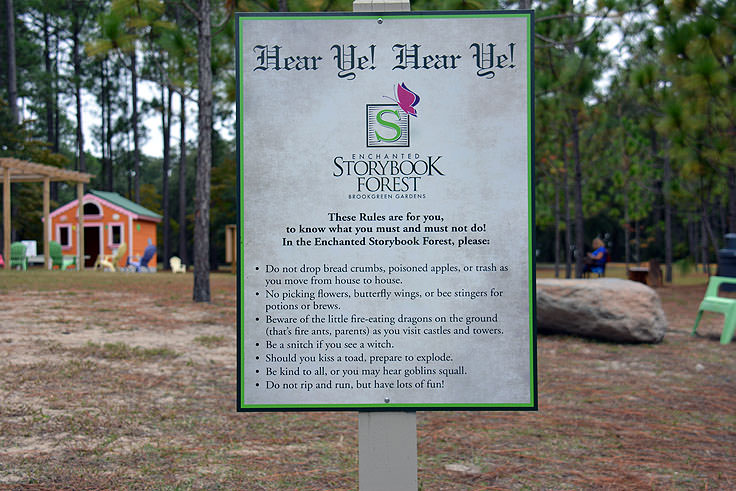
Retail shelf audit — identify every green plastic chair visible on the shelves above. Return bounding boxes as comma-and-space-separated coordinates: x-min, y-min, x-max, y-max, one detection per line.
49, 240, 76, 270
692, 276, 736, 344
9, 242, 28, 271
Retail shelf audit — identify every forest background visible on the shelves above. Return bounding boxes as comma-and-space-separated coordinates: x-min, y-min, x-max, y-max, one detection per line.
1, 0, 734, 300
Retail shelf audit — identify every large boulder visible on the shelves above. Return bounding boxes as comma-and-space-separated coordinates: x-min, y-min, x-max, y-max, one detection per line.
536, 278, 668, 343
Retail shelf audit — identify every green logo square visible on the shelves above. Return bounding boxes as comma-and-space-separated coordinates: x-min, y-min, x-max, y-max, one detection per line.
366, 104, 410, 147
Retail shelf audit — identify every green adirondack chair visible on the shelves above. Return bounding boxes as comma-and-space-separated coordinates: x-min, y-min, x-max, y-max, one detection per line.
10, 242, 28, 271
49, 240, 76, 270
692, 276, 736, 345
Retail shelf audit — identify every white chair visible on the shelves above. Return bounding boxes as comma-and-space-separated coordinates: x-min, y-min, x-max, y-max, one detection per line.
170, 256, 186, 273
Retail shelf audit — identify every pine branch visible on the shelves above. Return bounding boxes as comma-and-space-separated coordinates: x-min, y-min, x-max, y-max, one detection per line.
535, 7, 613, 50
179, 0, 200, 22
213, 11, 233, 37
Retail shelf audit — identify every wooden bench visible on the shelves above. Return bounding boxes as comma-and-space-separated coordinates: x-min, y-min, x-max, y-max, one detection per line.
627, 260, 663, 287
692, 276, 736, 344
627, 267, 649, 284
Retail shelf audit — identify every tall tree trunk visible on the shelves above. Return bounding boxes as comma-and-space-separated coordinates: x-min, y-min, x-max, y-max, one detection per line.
728, 167, 736, 233
193, 0, 213, 302
650, 129, 664, 259
661, 138, 673, 281
179, 92, 188, 264
43, 8, 59, 200
162, 84, 172, 269
132, 50, 140, 203
51, 19, 60, 202
635, 219, 641, 263
563, 136, 572, 278
43, 11, 54, 146
53, 25, 60, 155
0, 0, 16, 251
571, 109, 585, 277
701, 208, 709, 274
554, 173, 560, 278
621, 110, 630, 268
105, 58, 113, 191
72, 9, 86, 173
101, 59, 110, 190
175, 5, 188, 265
688, 219, 698, 267
703, 200, 720, 274
5, 0, 18, 124
125, 73, 132, 199
624, 186, 630, 267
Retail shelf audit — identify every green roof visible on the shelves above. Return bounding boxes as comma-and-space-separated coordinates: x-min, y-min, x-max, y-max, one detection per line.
90, 190, 162, 220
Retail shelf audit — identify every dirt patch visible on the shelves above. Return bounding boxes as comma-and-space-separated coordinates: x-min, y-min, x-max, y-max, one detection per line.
0, 272, 734, 489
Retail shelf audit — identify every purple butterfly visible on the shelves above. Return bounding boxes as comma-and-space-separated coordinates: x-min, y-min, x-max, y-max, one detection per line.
385, 83, 420, 117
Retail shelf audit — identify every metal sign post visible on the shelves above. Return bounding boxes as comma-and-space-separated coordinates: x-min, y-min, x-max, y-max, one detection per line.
359, 410, 417, 489
350, 2, 417, 489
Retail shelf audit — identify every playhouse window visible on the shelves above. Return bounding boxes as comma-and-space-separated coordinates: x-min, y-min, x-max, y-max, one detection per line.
83, 201, 102, 217
110, 224, 123, 246
59, 226, 71, 248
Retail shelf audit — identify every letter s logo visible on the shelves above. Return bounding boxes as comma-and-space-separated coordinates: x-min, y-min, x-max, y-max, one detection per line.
367, 103, 409, 147
374, 109, 402, 142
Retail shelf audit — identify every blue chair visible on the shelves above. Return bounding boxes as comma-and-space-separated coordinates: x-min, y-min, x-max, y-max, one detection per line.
127, 243, 157, 272
583, 251, 607, 278
591, 251, 608, 277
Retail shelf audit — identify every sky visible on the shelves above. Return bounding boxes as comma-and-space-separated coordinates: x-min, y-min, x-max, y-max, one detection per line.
81, 80, 235, 163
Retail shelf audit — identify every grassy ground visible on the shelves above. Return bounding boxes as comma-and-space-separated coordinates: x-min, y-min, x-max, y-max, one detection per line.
0, 269, 734, 490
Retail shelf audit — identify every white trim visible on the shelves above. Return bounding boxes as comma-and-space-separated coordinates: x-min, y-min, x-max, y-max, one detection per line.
82, 200, 103, 219
108, 222, 124, 248
48, 192, 162, 223
56, 224, 72, 249
128, 215, 134, 263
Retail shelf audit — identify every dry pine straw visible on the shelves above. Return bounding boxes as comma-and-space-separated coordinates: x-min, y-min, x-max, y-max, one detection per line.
0, 274, 734, 489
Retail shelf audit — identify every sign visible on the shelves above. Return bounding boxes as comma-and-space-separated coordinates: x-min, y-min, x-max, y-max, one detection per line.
237, 11, 536, 411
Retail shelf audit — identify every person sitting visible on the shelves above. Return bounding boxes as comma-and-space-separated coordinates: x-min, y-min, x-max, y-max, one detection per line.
127, 239, 157, 272
584, 238, 608, 277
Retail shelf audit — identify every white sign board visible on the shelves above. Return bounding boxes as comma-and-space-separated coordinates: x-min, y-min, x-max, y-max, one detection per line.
237, 11, 536, 411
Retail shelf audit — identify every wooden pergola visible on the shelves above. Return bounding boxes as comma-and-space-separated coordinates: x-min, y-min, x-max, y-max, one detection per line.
1, 158, 93, 270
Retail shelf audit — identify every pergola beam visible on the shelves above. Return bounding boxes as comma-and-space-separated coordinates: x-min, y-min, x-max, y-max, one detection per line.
0, 158, 92, 183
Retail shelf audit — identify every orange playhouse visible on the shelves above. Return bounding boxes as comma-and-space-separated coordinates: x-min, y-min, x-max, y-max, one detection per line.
47, 190, 161, 269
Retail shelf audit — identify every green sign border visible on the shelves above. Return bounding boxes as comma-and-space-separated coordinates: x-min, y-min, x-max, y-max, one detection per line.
236, 10, 536, 412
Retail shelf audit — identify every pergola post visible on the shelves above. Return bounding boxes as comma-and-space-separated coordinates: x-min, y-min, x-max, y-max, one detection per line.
3, 167, 10, 270
43, 177, 50, 269
77, 182, 84, 271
